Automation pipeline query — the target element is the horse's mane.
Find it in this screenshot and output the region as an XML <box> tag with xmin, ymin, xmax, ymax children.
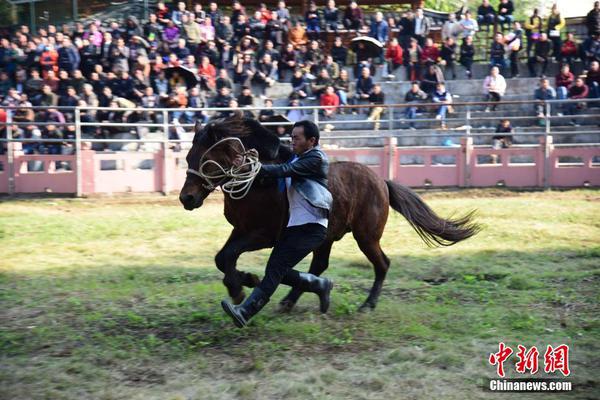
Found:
<box><xmin>194</xmin><ymin>116</ymin><xmax>284</xmax><ymax>162</ymax></box>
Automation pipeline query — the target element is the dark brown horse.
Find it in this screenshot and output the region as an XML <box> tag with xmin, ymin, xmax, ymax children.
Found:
<box><xmin>179</xmin><ymin>117</ymin><xmax>479</xmax><ymax>310</ymax></box>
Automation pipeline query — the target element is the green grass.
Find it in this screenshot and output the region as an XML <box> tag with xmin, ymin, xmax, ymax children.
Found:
<box><xmin>1</xmin><ymin>189</ymin><xmax>599</xmax><ymax>399</ymax></box>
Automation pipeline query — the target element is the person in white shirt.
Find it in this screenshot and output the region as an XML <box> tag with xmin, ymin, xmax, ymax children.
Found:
<box><xmin>483</xmin><ymin>66</ymin><xmax>507</xmax><ymax>111</ymax></box>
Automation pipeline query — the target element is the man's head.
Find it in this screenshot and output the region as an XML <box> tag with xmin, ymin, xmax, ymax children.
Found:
<box><xmin>561</xmin><ymin>64</ymin><xmax>570</xmax><ymax>74</ymax></box>
<box><xmin>410</xmin><ymin>81</ymin><xmax>420</xmax><ymax>91</ymax></box>
<box><xmin>291</xmin><ymin>120</ymin><xmax>319</xmax><ymax>154</ymax></box>
<box><xmin>373</xmin><ymin>84</ymin><xmax>382</xmax><ymax>94</ymax></box>
<box><xmin>574</xmin><ymin>77</ymin><xmax>584</xmax><ymax>87</ymax></box>
<box><xmin>540</xmin><ymin>78</ymin><xmax>549</xmax><ymax>89</ymax></box>
<box><xmin>591</xmin><ymin>61</ymin><xmax>599</xmax><ymax>71</ymax></box>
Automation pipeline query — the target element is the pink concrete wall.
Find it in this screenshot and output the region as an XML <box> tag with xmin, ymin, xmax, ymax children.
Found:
<box><xmin>0</xmin><ymin>155</ymin><xmax>8</xmax><ymax>193</ymax></box>
<box><xmin>13</xmin><ymin>153</ymin><xmax>77</xmax><ymax>193</ymax></box>
<box><xmin>469</xmin><ymin>147</ymin><xmax>544</xmax><ymax>187</ymax></box>
<box><xmin>392</xmin><ymin>147</ymin><xmax>463</xmax><ymax>187</ymax></box>
<box><xmin>550</xmin><ymin>147</ymin><xmax>600</xmax><ymax>187</ymax></box>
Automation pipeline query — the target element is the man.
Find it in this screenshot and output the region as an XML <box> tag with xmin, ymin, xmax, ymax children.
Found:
<box><xmin>413</xmin><ymin>8</ymin><xmax>431</xmax><ymax>47</ymax></box>
<box><xmin>404</xmin><ymin>81</ymin><xmax>427</xmax><ymax>129</ymax></box>
<box><xmin>477</xmin><ymin>0</ymin><xmax>496</xmax><ymax>29</ymax></box>
<box><xmin>587</xmin><ymin>1</ymin><xmax>600</xmax><ymax>37</ymax></box>
<box><xmin>528</xmin><ymin>33</ymin><xmax>551</xmax><ymax>77</ymax></box>
<box><xmin>497</xmin><ymin>0</ymin><xmax>514</xmax><ymax>32</ymax></box>
<box><xmin>222</xmin><ymin>120</ymin><xmax>334</xmax><ymax>328</ymax></box>
<box><xmin>483</xmin><ymin>66</ymin><xmax>506</xmax><ymax>112</ymax></box>
<box><xmin>367</xmin><ymin>84</ymin><xmax>385</xmax><ymax>130</ymax></box>
<box><xmin>534</xmin><ymin>78</ymin><xmax>556</xmax><ymax>117</ymax></box>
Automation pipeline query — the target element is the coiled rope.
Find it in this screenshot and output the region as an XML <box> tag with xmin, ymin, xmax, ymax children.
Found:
<box><xmin>186</xmin><ymin>137</ymin><xmax>262</xmax><ymax>200</ymax></box>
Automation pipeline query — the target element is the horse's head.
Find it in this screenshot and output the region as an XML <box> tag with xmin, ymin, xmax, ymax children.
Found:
<box><xmin>179</xmin><ymin>116</ymin><xmax>281</xmax><ymax>210</ymax></box>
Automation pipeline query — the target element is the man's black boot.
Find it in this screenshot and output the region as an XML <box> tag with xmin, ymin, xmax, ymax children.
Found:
<box><xmin>296</xmin><ymin>272</ymin><xmax>334</xmax><ymax>313</ymax></box>
<box><xmin>221</xmin><ymin>287</ymin><xmax>269</xmax><ymax>328</ymax></box>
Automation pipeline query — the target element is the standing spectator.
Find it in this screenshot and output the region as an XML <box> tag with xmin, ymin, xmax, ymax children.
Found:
<box><xmin>524</xmin><ymin>8</ymin><xmax>543</xmax><ymax>59</ymax></box>
<box><xmin>398</xmin><ymin>11</ymin><xmax>415</xmax><ymax>49</ymax></box>
<box><xmin>555</xmin><ymin>64</ymin><xmax>575</xmax><ymax>100</ymax></box>
<box><xmin>324</xmin><ymin>0</ymin><xmax>340</xmax><ymax>31</ymax></box>
<box><xmin>483</xmin><ymin>66</ymin><xmax>506</xmax><ymax>112</ymax></box>
<box><xmin>432</xmin><ymin>82</ymin><xmax>452</xmax><ymax>129</ymax></box>
<box><xmin>57</xmin><ymin>37</ymin><xmax>80</xmax><ymax>73</ymax></box>
<box><xmin>413</xmin><ymin>8</ymin><xmax>431</xmax><ymax>47</ymax></box>
<box><xmin>370</xmin><ymin>11</ymin><xmax>389</xmax><ymax>46</ymax></box>
<box><xmin>40</xmin><ymin>44</ymin><xmax>59</xmax><ymax>78</ymax></box>
<box><xmin>458</xmin><ymin>10</ymin><xmax>479</xmax><ymax>38</ymax></box>
<box><xmin>560</xmin><ymin>32</ymin><xmax>579</xmax><ymax>71</ymax></box>
<box><xmin>460</xmin><ymin>35</ymin><xmax>475</xmax><ymax>79</ymax></box>
<box><xmin>496</xmin><ymin>0</ymin><xmax>514</xmax><ymax>32</ymax></box>
<box><xmin>404</xmin><ymin>81</ymin><xmax>427</xmax><ymax>129</ymax></box>
<box><xmin>330</xmin><ymin>37</ymin><xmax>348</xmax><ymax>67</ymax></box>
<box><xmin>385</xmin><ymin>37</ymin><xmax>403</xmax><ymax>79</ymax></box>
<box><xmin>442</xmin><ymin>13</ymin><xmax>460</xmax><ymax>41</ymax></box>
<box><xmin>587</xmin><ymin>1</ymin><xmax>600</xmax><ymax>37</ymax></box>
<box><xmin>343</xmin><ymin>1</ymin><xmax>364</xmax><ymax>30</ymax></box>
<box><xmin>367</xmin><ymin>84</ymin><xmax>385</xmax><ymax>130</ymax></box>
<box><xmin>440</xmin><ymin>37</ymin><xmax>457</xmax><ymax>80</ymax></box>
<box><xmin>528</xmin><ymin>33</ymin><xmax>551</xmax><ymax>77</ymax></box>
<box><xmin>505</xmin><ymin>22</ymin><xmax>523</xmax><ymax>78</ymax></box>
<box><xmin>405</xmin><ymin>37</ymin><xmax>422</xmax><ymax>81</ymax></box>
<box><xmin>477</xmin><ymin>0</ymin><xmax>496</xmax><ymax>29</ymax></box>
<box><xmin>490</xmin><ymin>33</ymin><xmax>507</xmax><ymax>70</ymax></box>
<box><xmin>320</xmin><ymin>85</ymin><xmax>340</xmax><ymax>118</ymax></box>
<box><xmin>547</xmin><ymin>4</ymin><xmax>566</xmax><ymax>61</ymax></box>
<box><xmin>109</xmin><ymin>38</ymin><xmax>130</xmax><ymax>73</ymax></box>
<box><xmin>585</xmin><ymin>60</ymin><xmax>600</xmax><ymax>100</ymax></box>
<box><xmin>216</xmin><ymin>16</ymin><xmax>234</xmax><ymax>48</ymax></box>
<box><xmin>534</xmin><ymin>78</ymin><xmax>556</xmax><ymax>118</ymax></box>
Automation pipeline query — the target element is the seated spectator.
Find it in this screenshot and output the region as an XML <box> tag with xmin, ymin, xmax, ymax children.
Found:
<box><xmin>324</xmin><ymin>0</ymin><xmax>340</xmax><ymax>31</ymax></box>
<box><xmin>405</xmin><ymin>38</ymin><xmax>423</xmax><ymax>81</ymax></box>
<box><xmin>322</xmin><ymin>55</ymin><xmax>340</xmax><ymax>80</ymax></box>
<box><xmin>385</xmin><ymin>37</ymin><xmax>403</xmax><ymax>79</ymax></box>
<box><xmin>421</xmin><ymin>37</ymin><xmax>441</xmax><ymax>68</ymax></box>
<box><xmin>420</xmin><ymin>64</ymin><xmax>444</xmax><ymax>98</ymax></box>
<box><xmin>58</xmin><ymin>86</ymin><xmax>79</xmax><ymax>121</ymax></box>
<box><xmin>354</xmin><ymin>67</ymin><xmax>374</xmax><ymax>112</ymax></box>
<box><xmin>404</xmin><ymin>81</ymin><xmax>427</xmax><ymax>129</ymax></box>
<box><xmin>0</xmin><ymin>71</ymin><xmax>12</xmax><ymax>97</ymax></box>
<box><xmin>141</xmin><ymin>86</ymin><xmax>161</xmax><ymax>122</ymax></box>
<box><xmin>258</xmin><ymin>98</ymin><xmax>275</xmax><ymax>121</ymax></box>
<box><xmin>320</xmin><ymin>85</ymin><xmax>340</xmax><ymax>118</ymax></box>
<box><xmin>367</xmin><ymin>84</ymin><xmax>385</xmax><ymax>130</ymax></box>
<box><xmin>286</xmin><ymin>96</ymin><xmax>307</xmax><ymax>122</ymax></box>
<box><xmin>370</xmin><ymin>12</ymin><xmax>389</xmax><ymax>49</ymax></box>
<box><xmin>254</xmin><ymin>53</ymin><xmax>278</xmax><ymax>91</ymax></box>
<box><xmin>236</xmin><ymin>86</ymin><xmax>255</xmax><ymax>118</ymax></box>
<box><xmin>459</xmin><ymin>10</ymin><xmax>479</xmax><ymax>38</ymax></box>
<box><xmin>333</xmin><ymin>69</ymin><xmax>350</xmax><ymax>111</ymax></box>
<box><xmin>490</xmin><ymin>33</ymin><xmax>507</xmax><ymax>70</ymax></box>
<box><xmin>440</xmin><ymin>37</ymin><xmax>457</xmax><ymax>80</ymax></box>
<box><xmin>279</xmin><ymin>43</ymin><xmax>297</xmax><ymax>81</ymax></box>
<box><xmin>432</xmin><ymin>82</ymin><xmax>452</xmax><ymax>129</ymax></box>
<box><xmin>330</xmin><ymin>36</ymin><xmax>348</xmax><ymax>67</ymax></box>
<box><xmin>460</xmin><ymin>35</ymin><xmax>475</xmax><ymax>79</ymax></box>
<box><xmin>556</xmin><ymin>64</ymin><xmax>575</xmax><ymax>99</ymax></box>
<box><xmin>198</xmin><ymin>56</ymin><xmax>216</xmax><ymax>91</ymax></box>
<box><xmin>305</xmin><ymin>2</ymin><xmax>321</xmax><ymax>36</ymax></box>
<box><xmin>560</xmin><ymin>32</ymin><xmax>578</xmax><ymax>71</ymax></box>
<box><xmin>311</xmin><ymin>68</ymin><xmax>334</xmax><ymax>99</ymax></box>
<box><xmin>497</xmin><ymin>0</ymin><xmax>514</xmax><ymax>32</ymax></box>
<box><xmin>211</xmin><ymin>86</ymin><xmax>233</xmax><ymax>109</ymax></box>
<box><xmin>234</xmin><ymin>51</ymin><xmax>255</xmax><ymax>87</ymax></box>
<box><xmin>528</xmin><ymin>33</ymin><xmax>551</xmax><ymax>77</ymax></box>
<box><xmin>505</xmin><ymin>22</ymin><xmax>523</xmax><ymax>78</ymax></box>
<box><xmin>289</xmin><ymin>20</ymin><xmax>308</xmax><ymax>48</ymax></box>
<box><xmin>215</xmin><ymin>68</ymin><xmax>233</xmax><ymax>92</ymax></box>
<box><xmin>40</xmin><ymin>124</ymin><xmax>63</xmax><ymax>155</ymax></box>
<box><xmin>305</xmin><ymin>40</ymin><xmax>324</xmax><ymax>76</ymax></box>
<box><xmin>581</xmin><ymin>34</ymin><xmax>600</xmax><ymax>69</ymax></box>
<box><xmin>563</xmin><ymin>77</ymin><xmax>589</xmax><ymax>125</ymax></box>
<box><xmin>585</xmin><ymin>60</ymin><xmax>600</xmax><ymax>100</ymax></box>
<box><xmin>39</xmin><ymin>84</ymin><xmax>58</xmax><ymax>107</ymax></box>
<box><xmin>291</xmin><ymin>68</ymin><xmax>309</xmax><ymax>98</ymax></box>
<box><xmin>492</xmin><ymin>119</ymin><xmax>514</xmax><ymax>163</ymax></box>
<box><xmin>477</xmin><ymin>0</ymin><xmax>496</xmax><ymax>29</ymax></box>
<box><xmin>343</xmin><ymin>1</ymin><xmax>364</xmax><ymax>30</ymax></box>
<box><xmin>483</xmin><ymin>66</ymin><xmax>506</xmax><ymax>112</ymax></box>
<box><xmin>534</xmin><ymin>78</ymin><xmax>556</xmax><ymax>117</ymax></box>
<box><xmin>249</xmin><ymin>11</ymin><xmax>266</xmax><ymax>40</ymax></box>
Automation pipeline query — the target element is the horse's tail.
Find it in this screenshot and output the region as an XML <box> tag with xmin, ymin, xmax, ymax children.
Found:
<box><xmin>385</xmin><ymin>180</ymin><xmax>481</xmax><ymax>247</ymax></box>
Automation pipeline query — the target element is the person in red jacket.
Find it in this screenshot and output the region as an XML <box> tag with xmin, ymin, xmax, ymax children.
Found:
<box><xmin>560</xmin><ymin>32</ymin><xmax>578</xmax><ymax>70</ymax></box>
<box><xmin>555</xmin><ymin>64</ymin><xmax>575</xmax><ymax>99</ymax></box>
<box><xmin>420</xmin><ymin>38</ymin><xmax>440</xmax><ymax>67</ymax></box>
<box><xmin>320</xmin><ymin>85</ymin><xmax>340</xmax><ymax>117</ymax></box>
<box><xmin>385</xmin><ymin>37</ymin><xmax>403</xmax><ymax>79</ymax></box>
<box><xmin>564</xmin><ymin>77</ymin><xmax>589</xmax><ymax>125</ymax></box>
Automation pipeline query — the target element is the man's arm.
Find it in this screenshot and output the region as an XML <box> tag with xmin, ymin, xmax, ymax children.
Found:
<box><xmin>258</xmin><ymin>152</ymin><xmax>323</xmax><ymax>178</ymax></box>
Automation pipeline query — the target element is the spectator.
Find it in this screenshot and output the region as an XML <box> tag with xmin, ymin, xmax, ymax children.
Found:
<box><xmin>237</xmin><ymin>85</ymin><xmax>255</xmax><ymax>116</ymax></box>
<box><xmin>458</xmin><ymin>10</ymin><xmax>479</xmax><ymax>38</ymax></box>
<box><xmin>497</xmin><ymin>0</ymin><xmax>514</xmax><ymax>32</ymax></box>
<box><xmin>279</xmin><ymin>43</ymin><xmax>298</xmax><ymax>81</ymax></box>
<box><xmin>587</xmin><ymin>1</ymin><xmax>600</xmax><ymax>37</ymax></box>
<box><xmin>330</xmin><ymin>37</ymin><xmax>348</xmax><ymax>67</ymax></box>
<box><xmin>354</xmin><ymin>67</ymin><xmax>374</xmax><ymax>112</ymax></box>
<box><xmin>556</xmin><ymin>64</ymin><xmax>575</xmax><ymax>99</ymax></box>
<box><xmin>490</xmin><ymin>32</ymin><xmax>507</xmax><ymax>70</ymax></box>
<box><xmin>291</xmin><ymin>68</ymin><xmax>309</xmax><ymax>98</ymax></box>
<box><xmin>477</xmin><ymin>0</ymin><xmax>496</xmax><ymax>29</ymax></box>
<box><xmin>585</xmin><ymin>60</ymin><xmax>600</xmax><ymax>100</ymax></box>
<box><xmin>560</xmin><ymin>32</ymin><xmax>578</xmax><ymax>71</ymax></box>
<box><xmin>413</xmin><ymin>8</ymin><xmax>431</xmax><ymax>47</ymax></box>
<box><xmin>492</xmin><ymin>119</ymin><xmax>514</xmax><ymax>163</ymax></box>
<box><xmin>289</xmin><ymin>20</ymin><xmax>308</xmax><ymax>48</ymax></box>
<box><xmin>367</xmin><ymin>84</ymin><xmax>385</xmax><ymax>130</ymax></box>
<box><xmin>505</xmin><ymin>22</ymin><xmax>523</xmax><ymax>78</ymax></box>
<box><xmin>234</xmin><ymin>51</ymin><xmax>255</xmax><ymax>87</ymax></box>
<box><xmin>254</xmin><ymin>53</ymin><xmax>278</xmax><ymax>91</ymax></box>
<box><xmin>398</xmin><ymin>11</ymin><xmax>415</xmax><ymax>49</ymax></box>
<box><xmin>322</xmin><ymin>55</ymin><xmax>340</xmax><ymax>80</ymax></box>
<box><xmin>320</xmin><ymin>85</ymin><xmax>340</xmax><ymax>118</ymax></box>
<box><xmin>258</xmin><ymin>98</ymin><xmax>275</xmax><ymax>122</ymax></box>
<box><xmin>324</xmin><ymin>0</ymin><xmax>340</xmax><ymax>31</ymax></box>
<box><xmin>440</xmin><ymin>37</ymin><xmax>457</xmax><ymax>80</ymax></box>
<box><xmin>286</xmin><ymin>96</ymin><xmax>307</xmax><ymax>122</ymax></box>
<box><xmin>432</xmin><ymin>82</ymin><xmax>452</xmax><ymax>129</ymax></box>
<box><xmin>385</xmin><ymin>37</ymin><xmax>403</xmax><ymax>79</ymax></box>
<box><xmin>343</xmin><ymin>1</ymin><xmax>364</xmax><ymax>30</ymax></box>
<box><xmin>405</xmin><ymin>37</ymin><xmax>423</xmax><ymax>81</ymax></box>
<box><xmin>216</xmin><ymin>16</ymin><xmax>234</xmax><ymax>48</ymax></box>
<box><xmin>40</xmin><ymin>44</ymin><xmax>59</xmax><ymax>78</ymax></box>
<box><xmin>483</xmin><ymin>66</ymin><xmax>506</xmax><ymax>112</ymax></box>
<box><xmin>581</xmin><ymin>34</ymin><xmax>600</xmax><ymax>68</ymax></box>
<box><xmin>370</xmin><ymin>12</ymin><xmax>389</xmax><ymax>46</ymax></box>
<box><xmin>421</xmin><ymin>37</ymin><xmax>440</xmax><ymax>67</ymax></box>
<box><xmin>404</xmin><ymin>81</ymin><xmax>427</xmax><ymax>129</ymax></box>
<box><xmin>524</xmin><ymin>8</ymin><xmax>543</xmax><ymax>59</ymax></box>
<box><xmin>420</xmin><ymin>64</ymin><xmax>444</xmax><ymax>98</ymax></box>
<box><xmin>528</xmin><ymin>33</ymin><xmax>551</xmax><ymax>77</ymax></box>
<box><xmin>311</xmin><ymin>68</ymin><xmax>334</xmax><ymax>99</ymax></box>
<box><xmin>333</xmin><ymin>69</ymin><xmax>350</xmax><ymax>111</ymax></box>
<box><xmin>442</xmin><ymin>13</ymin><xmax>460</xmax><ymax>41</ymax></box>
<box><xmin>305</xmin><ymin>2</ymin><xmax>321</xmax><ymax>36</ymax></box>
<box><xmin>460</xmin><ymin>35</ymin><xmax>475</xmax><ymax>79</ymax></box>
<box><xmin>534</xmin><ymin>78</ymin><xmax>556</xmax><ymax>118</ymax></box>
<box><xmin>57</xmin><ymin>37</ymin><xmax>80</xmax><ymax>73</ymax></box>
<box><xmin>547</xmin><ymin>4</ymin><xmax>566</xmax><ymax>61</ymax></box>
<box><xmin>563</xmin><ymin>77</ymin><xmax>589</xmax><ymax>125</ymax></box>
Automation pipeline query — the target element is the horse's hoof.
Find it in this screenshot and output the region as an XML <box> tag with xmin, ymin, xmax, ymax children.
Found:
<box><xmin>278</xmin><ymin>299</ymin><xmax>296</xmax><ymax>313</ymax></box>
<box><xmin>232</xmin><ymin>291</ymin><xmax>246</xmax><ymax>305</ymax></box>
<box><xmin>358</xmin><ymin>302</ymin><xmax>376</xmax><ymax>312</ymax></box>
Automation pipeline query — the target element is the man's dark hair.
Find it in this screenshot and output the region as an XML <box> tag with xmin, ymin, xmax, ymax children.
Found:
<box><xmin>293</xmin><ymin>120</ymin><xmax>320</xmax><ymax>145</ymax></box>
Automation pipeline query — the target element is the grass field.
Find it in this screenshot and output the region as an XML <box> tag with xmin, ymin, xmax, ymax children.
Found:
<box><xmin>1</xmin><ymin>189</ymin><xmax>599</xmax><ymax>400</ymax></box>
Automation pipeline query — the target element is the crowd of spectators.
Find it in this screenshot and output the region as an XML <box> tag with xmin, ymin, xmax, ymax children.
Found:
<box><xmin>0</xmin><ymin>0</ymin><xmax>599</xmax><ymax>155</ymax></box>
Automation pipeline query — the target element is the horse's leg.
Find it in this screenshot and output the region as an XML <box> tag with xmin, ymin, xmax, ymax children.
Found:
<box><xmin>279</xmin><ymin>240</ymin><xmax>334</xmax><ymax>312</ymax></box>
<box><xmin>356</xmin><ymin>239</ymin><xmax>390</xmax><ymax>310</ymax></box>
<box><xmin>215</xmin><ymin>230</ymin><xmax>271</xmax><ymax>305</ymax></box>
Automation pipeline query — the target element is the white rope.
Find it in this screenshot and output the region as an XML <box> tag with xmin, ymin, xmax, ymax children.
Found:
<box><xmin>186</xmin><ymin>136</ymin><xmax>262</xmax><ymax>200</ymax></box>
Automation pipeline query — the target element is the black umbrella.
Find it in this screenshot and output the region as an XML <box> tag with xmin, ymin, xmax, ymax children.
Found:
<box><xmin>264</xmin><ymin>114</ymin><xmax>293</xmax><ymax>137</ymax></box>
<box><xmin>164</xmin><ymin>66</ymin><xmax>199</xmax><ymax>89</ymax></box>
<box><xmin>351</xmin><ymin>36</ymin><xmax>384</xmax><ymax>59</ymax></box>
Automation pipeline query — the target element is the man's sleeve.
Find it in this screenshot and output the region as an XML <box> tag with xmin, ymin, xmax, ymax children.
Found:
<box><xmin>258</xmin><ymin>153</ymin><xmax>322</xmax><ymax>178</ymax></box>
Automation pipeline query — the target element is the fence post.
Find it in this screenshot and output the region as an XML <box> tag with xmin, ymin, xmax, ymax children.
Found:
<box><xmin>313</xmin><ymin>106</ymin><xmax>319</xmax><ymax>126</ymax></box>
<box><xmin>387</xmin><ymin>136</ymin><xmax>397</xmax><ymax>181</ymax></box>
<box><xmin>545</xmin><ymin>101</ymin><xmax>551</xmax><ymax>136</ymax></box>
<box><xmin>465</xmin><ymin>104</ymin><xmax>472</xmax><ymax>137</ymax></box>
<box><xmin>162</xmin><ymin>110</ymin><xmax>169</xmax><ymax>195</ymax></box>
<box><xmin>388</xmin><ymin>106</ymin><xmax>394</xmax><ymax>131</ymax></box>
<box><xmin>75</xmin><ymin>107</ymin><xmax>82</xmax><ymax>197</ymax></box>
<box><xmin>6</xmin><ymin>111</ymin><xmax>14</xmax><ymax>195</ymax></box>
<box><xmin>461</xmin><ymin>136</ymin><xmax>473</xmax><ymax>187</ymax></box>
<box><xmin>542</xmin><ymin>134</ymin><xmax>553</xmax><ymax>189</ymax></box>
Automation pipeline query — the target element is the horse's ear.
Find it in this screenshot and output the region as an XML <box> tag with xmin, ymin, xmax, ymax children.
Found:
<box><xmin>194</xmin><ymin>119</ymin><xmax>203</xmax><ymax>136</ymax></box>
<box><xmin>239</xmin><ymin>118</ymin><xmax>281</xmax><ymax>161</ymax></box>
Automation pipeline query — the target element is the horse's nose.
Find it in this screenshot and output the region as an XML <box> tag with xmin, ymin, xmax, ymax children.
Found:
<box><xmin>179</xmin><ymin>193</ymin><xmax>194</xmax><ymax>207</ymax></box>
